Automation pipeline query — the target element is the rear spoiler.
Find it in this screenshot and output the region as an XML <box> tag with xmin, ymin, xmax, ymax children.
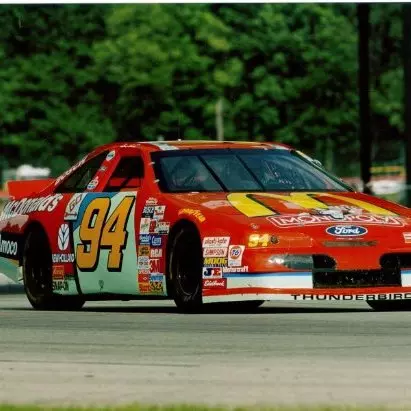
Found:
<box><xmin>6</xmin><ymin>179</ymin><xmax>55</xmax><ymax>200</ymax></box>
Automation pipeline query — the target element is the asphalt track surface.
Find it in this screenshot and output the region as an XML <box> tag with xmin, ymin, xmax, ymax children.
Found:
<box><xmin>1</xmin><ymin>295</ymin><xmax>411</xmax><ymax>408</ymax></box>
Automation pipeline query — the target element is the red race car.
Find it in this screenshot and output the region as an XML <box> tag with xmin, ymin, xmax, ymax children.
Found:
<box><xmin>1</xmin><ymin>140</ymin><xmax>411</xmax><ymax>312</ymax></box>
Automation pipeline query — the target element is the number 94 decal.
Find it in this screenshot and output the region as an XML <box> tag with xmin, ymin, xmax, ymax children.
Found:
<box><xmin>76</xmin><ymin>196</ymin><xmax>135</xmax><ymax>272</ymax></box>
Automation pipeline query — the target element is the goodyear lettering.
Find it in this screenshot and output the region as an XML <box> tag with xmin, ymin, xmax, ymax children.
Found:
<box><xmin>178</xmin><ymin>208</ymin><xmax>206</xmax><ymax>222</ymax></box>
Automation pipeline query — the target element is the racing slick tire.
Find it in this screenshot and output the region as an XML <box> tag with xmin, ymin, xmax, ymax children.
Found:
<box><xmin>367</xmin><ymin>300</ymin><xmax>411</xmax><ymax>311</ymax></box>
<box><xmin>23</xmin><ymin>228</ymin><xmax>85</xmax><ymax>310</ymax></box>
<box><xmin>168</xmin><ymin>224</ymin><xmax>203</xmax><ymax>313</ymax></box>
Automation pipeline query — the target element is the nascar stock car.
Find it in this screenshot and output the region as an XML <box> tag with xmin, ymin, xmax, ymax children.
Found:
<box><xmin>1</xmin><ymin>140</ymin><xmax>411</xmax><ymax>312</ymax></box>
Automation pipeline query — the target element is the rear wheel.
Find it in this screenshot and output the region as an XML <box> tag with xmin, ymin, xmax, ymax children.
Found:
<box><xmin>23</xmin><ymin>228</ymin><xmax>85</xmax><ymax>310</ymax></box>
<box><xmin>367</xmin><ymin>301</ymin><xmax>411</xmax><ymax>311</ymax></box>
<box><xmin>168</xmin><ymin>225</ymin><xmax>203</xmax><ymax>313</ymax></box>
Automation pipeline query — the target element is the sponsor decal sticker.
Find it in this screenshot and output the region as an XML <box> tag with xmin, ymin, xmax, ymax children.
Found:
<box><xmin>222</xmin><ymin>265</ymin><xmax>249</xmax><ymax>273</ymax></box>
<box><xmin>203</xmin><ymin>247</ymin><xmax>227</xmax><ymax>258</ymax></box>
<box><xmin>202</xmin><ymin>200</ymin><xmax>231</xmax><ymax>209</ymax></box>
<box><xmin>64</xmin><ymin>193</ymin><xmax>86</xmax><ymax>221</ymax></box>
<box><xmin>149</xmin><ymin>274</ymin><xmax>165</xmax><ymax>294</ymax></box>
<box><xmin>142</xmin><ymin>206</ymin><xmax>155</xmax><ymax>218</ymax></box>
<box><xmin>139</xmin><ymin>235</ymin><xmax>151</xmax><ymax>245</ymax></box>
<box><xmin>52</xmin><ymin>265</ymin><xmax>65</xmax><ymax>280</ymax></box>
<box><xmin>202</xmin><ymin>278</ymin><xmax>227</xmax><ymax>289</ymax></box>
<box><xmin>153</xmin><ymin>205</ymin><xmax>166</xmax><ymax>220</ymax></box>
<box><xmin>86</xmin><ymin>177</ymin><xmax>99</xmax><ymax>191</ymax></box>
<box><xmin>203</xmin><ymin>257</ymin><xmax>228</xmax><ymax>267</ymax></box>
<box><xmin>106</xmin><ymin>150</ymin><xmax>116</xmax><ymax>161</ymax></box>
<box><xmin>202</xmin><ymin>267</ymin><xmax>222</xmax><ymax>278</ymax></box>
<box><xmin>52</xmin><ymin>253</ymin><xmax>75</xmax><ymax>263</ymax></box>
<box><xmin>150</xmin><ymin>235</ymin><xmax>162</xmax><ymax>247</ymax></box>
<box><xmin>150</xmin><ymin>274</ymin><xmax>163</xmax><ymax>282</ymax></box>
<box><xmin>139</xmin><ymin>283</ymin><xmax>150</xmax><ymax>293</ymax></box>
<box><xmin>57</xmin><ymin>224</ymin><xmax>70</xmax><ymax>251</ymax></box>
<box><xmin>137</xmin><ymin>256</ymin><xmax>150</xmax><ymax>270</ymax></box>
<box><xmin>139</xmin><ymin>218</ymin><xmax>151</xmax><ymax>234</ymax></box>
<box><xmin>0</xmin><ymin>233</ymin><xmax>18</xmax><ymax>257</ymax></box>
<box><xmin>53</xmin><ymin>280</ymin><xmax>69</xmax><ymax>291</ymax></box>
<box><xmin>146</xmin><ymin>197</ymin><xmax>158</xmax><ymax>205</ymax></box>
<box><xmin>202</xmin><ymin>236</ymin><xmax>230</xmax><ymax>248</ymax></box>
<box><xmin>138</xmin><ymin>245</ymin><xmax>150</xmax><ymax>257</ymax></box>
<box><xmin>326</xmin><ymin>225</ymin><xmax>367</xmax><ymax>237</ymax></box>
<box><xmin>119</xmin><ymin>143</ymin><xmax>139</xmax><ymax>148</ymax></box>
<box><xmin>228</xmin><ymin>245</ymin><xmax>245</xmax><ymax>267</ymax></box>
<box><xmin>155</xmin><ymin>221</ymin><xmax>170</xmax><ymax>234</ymax></box>
<box><xmin>138</xmin><ymin>269</ymin><xmax>150</xmax><ymax>275</ymax></box>
<box><xmin>138</xmin><ymin>272</ymin><xmax>165</xmax><ymax>294</ymax></box>
<box><xmin>150</xmin><ymin>258</ymin><xmax>161</xmax><ymax>273</ymax></box>
<box><xmin>138</xmin><ymin>273</ymin><xmax>150</xmax><ymax>283</ymax></box>
<box><xmin>149</xmin><ymin>220</ymin><xmax>157</xmax><ymax>233</ymax></box>
<box><xmin>150</xmin><ymin>248</ymin><xmax>162</xmax><ymax>258</ymax></box>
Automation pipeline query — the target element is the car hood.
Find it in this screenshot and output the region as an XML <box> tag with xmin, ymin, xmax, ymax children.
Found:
<box><xmin>166</xmin><ymin>190</ymin><xmax>411</xmax><ymax>237</ymax></box>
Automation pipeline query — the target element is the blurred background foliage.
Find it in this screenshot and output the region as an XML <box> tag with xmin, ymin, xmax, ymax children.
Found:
<box><xmin>0</xmin><ymin>4</ymin><xmax>405</xmax><ymax>177</ymax></box>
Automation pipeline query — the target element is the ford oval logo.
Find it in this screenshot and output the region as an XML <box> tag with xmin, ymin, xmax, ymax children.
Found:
<box><xmin>326</xmin><ymin>225</ymin><xmax>368</xmax><ymax>237</ymax></box>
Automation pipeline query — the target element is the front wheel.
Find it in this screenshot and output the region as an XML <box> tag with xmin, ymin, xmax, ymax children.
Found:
<box><xmin>367</xmin><ymin>300</ymin><xmax>411</xmax><ymax>311</ymax></box>
<box><xmin>168</xmin><ymin>225</ymin><xmax>203</xmax><ymax>313</ymax></box>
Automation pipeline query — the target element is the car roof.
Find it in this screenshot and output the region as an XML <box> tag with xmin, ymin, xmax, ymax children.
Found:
<box><xmin>93</xmin><ymin>140</ymin><xmax>292</xmax><ymax>155</ymax></box>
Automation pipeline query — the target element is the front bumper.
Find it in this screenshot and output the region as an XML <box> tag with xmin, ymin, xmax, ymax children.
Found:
<box><xmin>201</xmin><ymin>269</ymin><xmax>411</xmax><ymax>303</ymax></box>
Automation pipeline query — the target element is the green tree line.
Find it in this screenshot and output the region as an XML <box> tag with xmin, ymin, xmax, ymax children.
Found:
<box><xmin>0</xmin><ymin>4</ymin><xmax>405</xmax><ymax>176</ymax></box>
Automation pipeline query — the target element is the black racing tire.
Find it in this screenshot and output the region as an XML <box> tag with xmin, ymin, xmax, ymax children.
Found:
<box><xmin>367</xmin><ymin>300</ymin><xmax>411</xmax><ymax>312</ymax></box>
<box><xmin>168</xmin><ymin>225</ymin><xmax>203</xmax><ymax>313</ymax></box>
<box><xmin>23</xmin><ymin>228</ymin><xmax>85</xmax><ymax>311</ymax></box>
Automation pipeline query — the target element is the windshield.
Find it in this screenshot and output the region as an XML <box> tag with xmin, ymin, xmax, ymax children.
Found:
<box><xmin>152</xmin><ymin>148</ymin><xmax>351</xmax><ymax>193</ymax></box>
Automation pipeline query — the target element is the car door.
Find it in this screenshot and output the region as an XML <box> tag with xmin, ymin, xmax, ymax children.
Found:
<box><xmin>53</xmin><ymin>150</ymin><xmax>111</xmax><ymax>295</ymax></box>
<box><xmin>70</xmin><ymin>152</ymin><xmax>144</xmax><ymax>295</ymax></box>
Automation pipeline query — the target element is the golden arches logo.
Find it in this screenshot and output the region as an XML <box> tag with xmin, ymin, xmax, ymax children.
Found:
<box><xmin>227</xmin><ymin>192</ymin><xmax>396</xmax><ymax>218</ymax></box>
